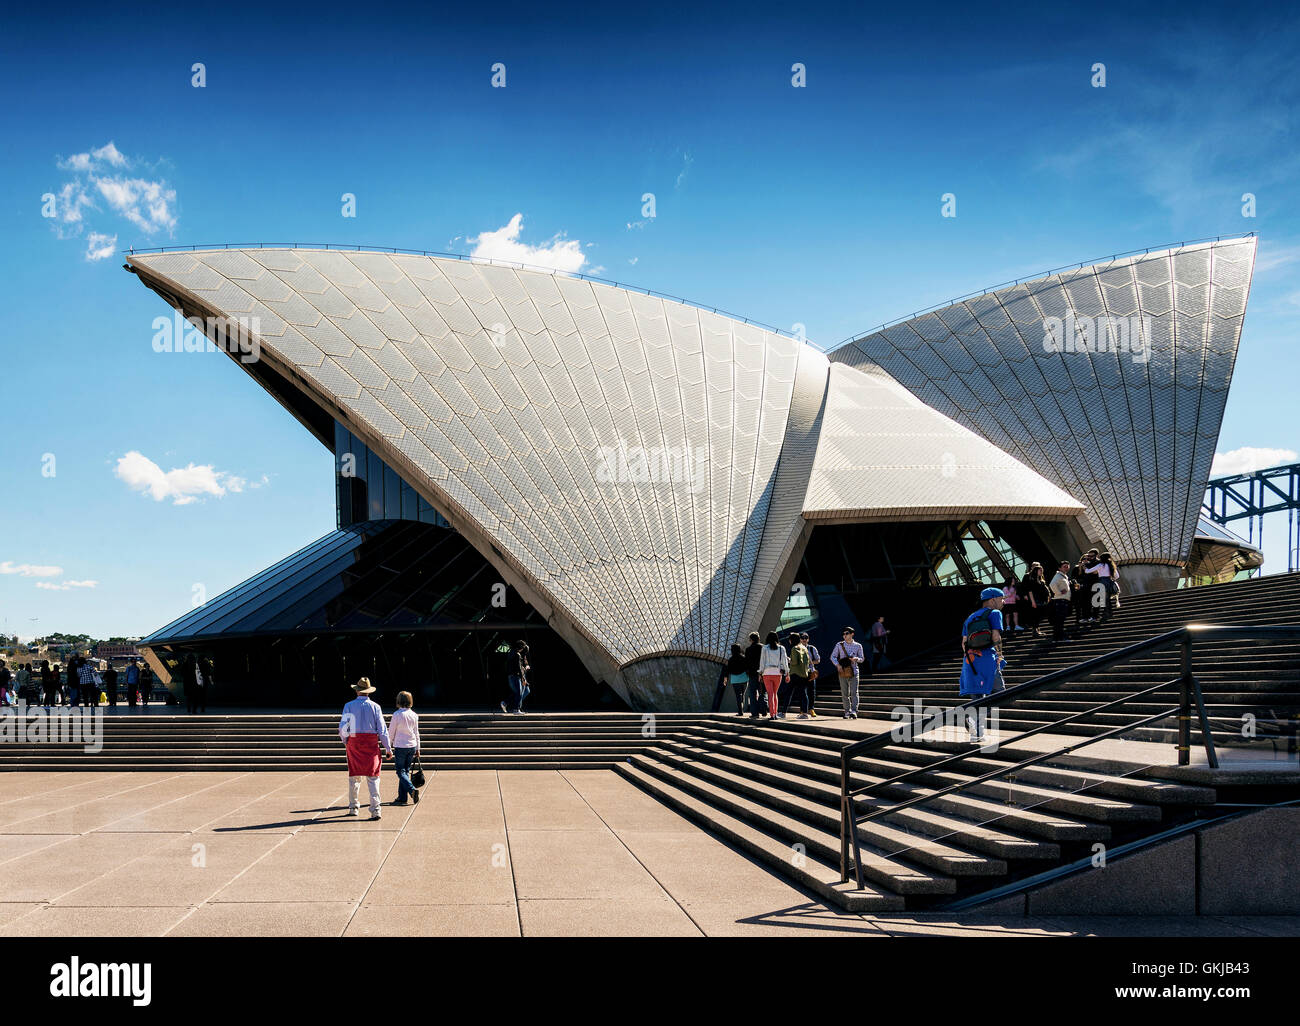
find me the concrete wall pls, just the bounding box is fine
[971,808,1300,915]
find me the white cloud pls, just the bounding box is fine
[85,232,117,261]
[1212,446,1299,477]
[1254,241,1300,275]
[469,213,587,274]
[94,176,177,234]
[49,142,177,252]
[0,562,63,578]
[92,141,127,167]
[675,151,694,189]
[115,450,253,505]
[36,579,98,592]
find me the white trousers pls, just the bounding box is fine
[349,775,381,816]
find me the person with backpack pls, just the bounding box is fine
[723,643,749,715]
[960,588,1007,743]
[801,632,820,718]
[831,627,865,719]
[785,634,812,718]
[758,632,789,720]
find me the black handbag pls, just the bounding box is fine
[410,754,426,789]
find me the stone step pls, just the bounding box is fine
[627,751,957,896]
[678,726,1110,841]
[658,736,1060,862]
[613,762,905,912]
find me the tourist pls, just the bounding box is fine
[78,658,99,707]
[500,639,531,714]
[140,665,154,706]
[960,588,1006,743]
[724,643,749,715]
[338,677,393,820]
[66,657,79,707]
[1077,550,1100,623]
[869,616,890,674]
[786,634,812,718]
[388,691,421,806]
[0,659,10,706]
[1072,555,1092,625]
[125,658,141,709]
[801,632,820,718]
[1003,580,1023,632]
[1048,561,1073,642]
[758,631,789,719]
[1020,563,1049,635]
[104,663,119,707]
[14,663,30,705]
[41,660,58,706]
[744,631,764,720]
[831,626,865,719]
[1095,551,1120,620]
[183,654,210,714]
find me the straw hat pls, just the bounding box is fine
[352,677,375,694]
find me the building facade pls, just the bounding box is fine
[126,236,1256,709]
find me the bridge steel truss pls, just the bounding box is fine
[1203,462,1300,574]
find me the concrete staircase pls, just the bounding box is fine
[820,574,1300,749]
[614,716,1230,911]
[0,712,714,771]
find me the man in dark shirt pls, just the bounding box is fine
[744,632,764,720]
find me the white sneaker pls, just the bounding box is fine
[499,701,508,714]
[347,807,359,817]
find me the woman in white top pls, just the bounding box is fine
[758,631,789,720]
[389,691,422,806]
[1095,551,1120,618]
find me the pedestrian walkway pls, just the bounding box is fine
[1,770,1294,936]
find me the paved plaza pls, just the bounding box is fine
[0,770,1295,937]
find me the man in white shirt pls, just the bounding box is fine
[831,627,865,719]
[339,678,393,820]
[1048,561,1073,642]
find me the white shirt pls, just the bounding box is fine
[1050,571,1072,599]
[758,645,789,675]
[389,708,420,750]
[1095,562,1112,579]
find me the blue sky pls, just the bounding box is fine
[2,0,1297,640]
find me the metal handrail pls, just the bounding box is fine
[121,241,807,343]
[837,623,1300,888]
[831,231,1258,352]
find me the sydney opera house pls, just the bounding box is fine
[124,234,1261,710]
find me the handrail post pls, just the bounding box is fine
[839,755,850,883]
[1177,632,1193,766]
[1190,672,1221,769]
